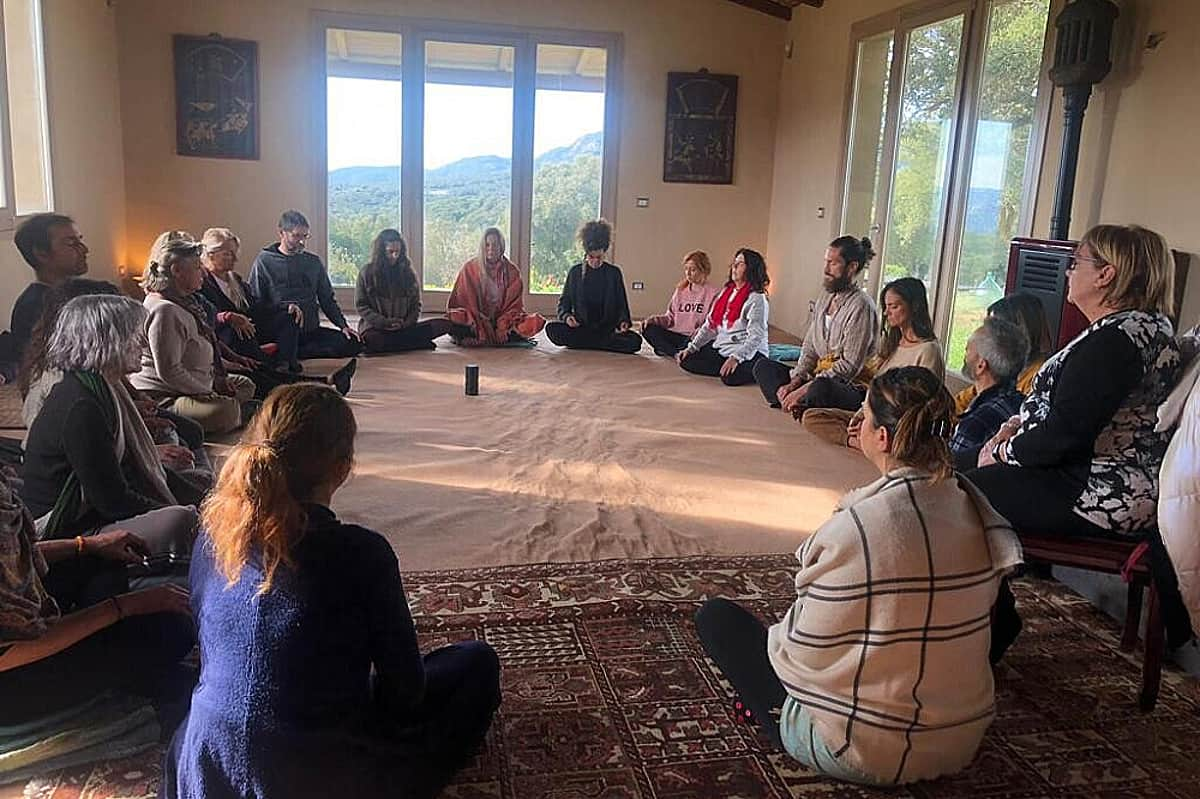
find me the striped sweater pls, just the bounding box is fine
[767,468,1022,784]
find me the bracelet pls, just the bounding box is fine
[110,596,124,621]
[992,441,1006,464]
[75,535,86,557]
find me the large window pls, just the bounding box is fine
[839,0,1052,368]
[320,17,618,305]
[0,0,54,228]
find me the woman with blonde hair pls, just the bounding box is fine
[641,250,721,357]
[969,223,1188,655]
[446,227,546,346]
[131,232,257,434]
[696,366,1021,786]
[163,384,500,798]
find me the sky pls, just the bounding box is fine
[326,77,605,171]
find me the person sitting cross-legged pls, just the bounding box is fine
[0,469,196,732]
[545,220,643,355]
[447,227,546,347]
[949,317,1028,471]
[676,248,770,385]
[357,229,455,352]
[131,232,257,435]
[20,294,201,565]
[641,250,720,357]
[694,365,1021,786]
[247,210,364,361]
[162,384,500,799]
[800,276,943,443]
[753,236,878,411]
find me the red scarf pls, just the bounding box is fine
[708,281,752,329]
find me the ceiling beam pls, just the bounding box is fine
[726,0,792,21]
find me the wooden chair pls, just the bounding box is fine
[1018,533,1164,711]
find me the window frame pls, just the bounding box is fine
[312,11,622,314]
[834,0,1058,344]
[0,0,55,231]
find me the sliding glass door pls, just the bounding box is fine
[319,15,618,311]
[839,0,1052,365]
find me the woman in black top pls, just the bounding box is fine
[966,224,1187,655]
[545,220,643,354]
[21,295,199,562]
[164,384,500,798]
[199,227,301,370]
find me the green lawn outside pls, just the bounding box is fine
[945,291,999,376]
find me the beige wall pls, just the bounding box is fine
[0,0,126,320]
[765,0,901,335]
[1031,0,1200,327]
[114,0,784,318]
[768,0,1200,336]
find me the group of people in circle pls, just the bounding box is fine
[0,205,1192,794]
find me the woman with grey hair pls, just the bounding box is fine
[199,227,356,396]
[20,294,201,580]
[131,231,257,434]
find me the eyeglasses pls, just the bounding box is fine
[1066,253,1107,271]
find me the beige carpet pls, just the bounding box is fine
[312,335,876,570]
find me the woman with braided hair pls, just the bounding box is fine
[695,365,1021,786]
[163,383,500,799]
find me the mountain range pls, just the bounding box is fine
[329,131,601,188]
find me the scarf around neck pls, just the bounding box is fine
[709,281,753,330]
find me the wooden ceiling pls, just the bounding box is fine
[726,0,824,21]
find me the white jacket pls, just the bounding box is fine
[686,291,769,362]
[1158,326,1200,629]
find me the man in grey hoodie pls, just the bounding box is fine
[247,210,363,361]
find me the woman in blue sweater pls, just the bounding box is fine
[163,384,500,798]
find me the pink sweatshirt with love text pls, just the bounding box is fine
[644,283,721,335]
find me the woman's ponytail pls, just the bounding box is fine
[201,384,357,594]
[867,366,955,480]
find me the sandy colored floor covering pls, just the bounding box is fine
[316,335,876,570]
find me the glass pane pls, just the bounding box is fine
[945,0,1050,369]
[326,28,402,288]
[841,31,894,250]
[423,41,514,291]
[529,44,606,295]
[4,0,53,214]
[881,14,965,295]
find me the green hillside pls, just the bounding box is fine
[328,132,601,292]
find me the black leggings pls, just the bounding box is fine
[362,320,454,354]
[544,322,643,354]
[642,325,691,357]
[298,327,364,360]
[0,611,197,727]
[752,360,865,411]
[965,464,1194,651]
[694,599,785,747]
[680,344,763,386]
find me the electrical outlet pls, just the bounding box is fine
[636,197,650,208]
[816,206,826,219]
[632,281,645,290]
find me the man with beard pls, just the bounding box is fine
[752,236,878,411]
[10,214,92,366]
[247,210,363,361]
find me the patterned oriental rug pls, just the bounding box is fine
[12,555,1200,799]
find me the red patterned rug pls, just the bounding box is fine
[11,555,1200,798]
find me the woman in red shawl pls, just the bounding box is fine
[447,228,546,346]
[676,248,771,385]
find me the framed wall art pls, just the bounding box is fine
[174,34,259,160]
[663,70,737,184]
